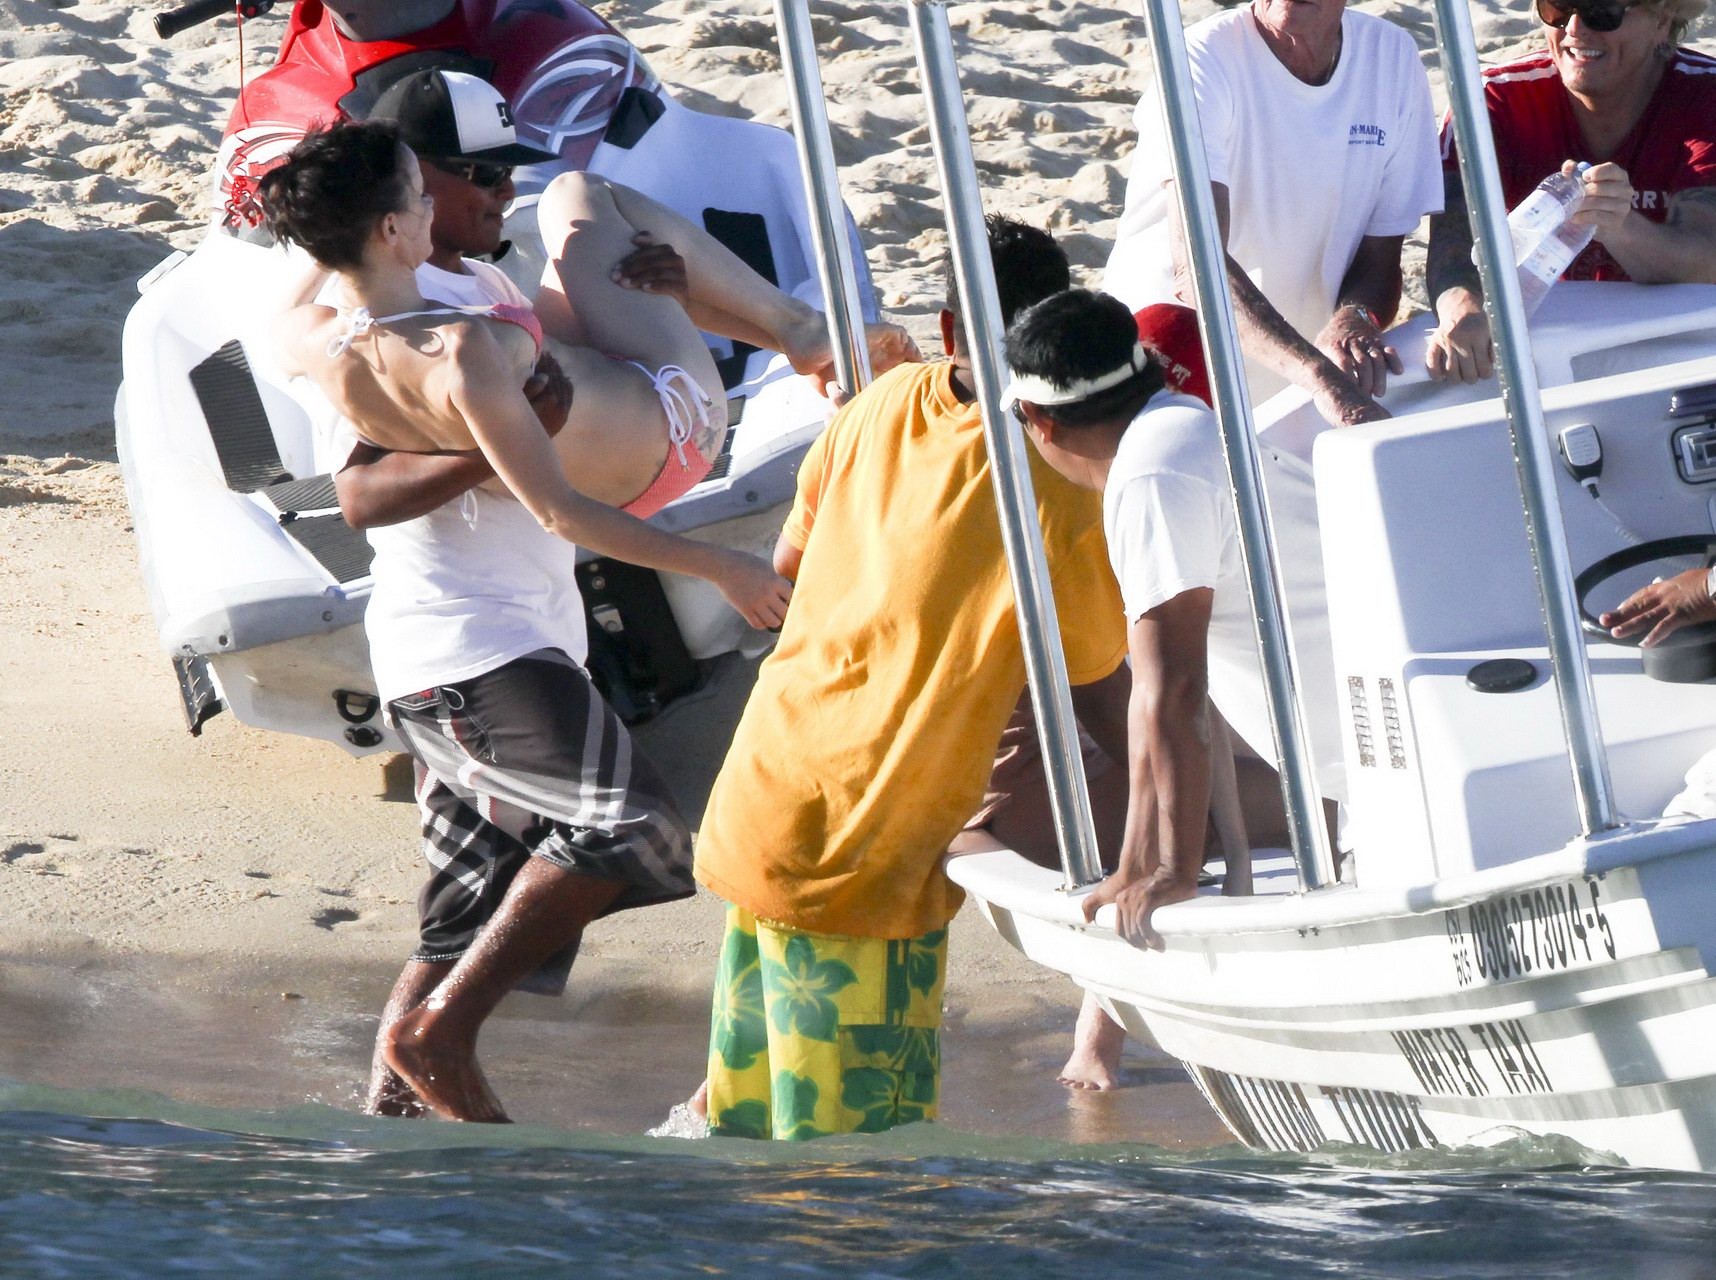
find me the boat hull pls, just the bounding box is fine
[951,830,1716,1171]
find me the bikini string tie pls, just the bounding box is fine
[326,307,375,358]
[649,365,712,469]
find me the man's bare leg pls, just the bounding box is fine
[365,959,452,1117]
[1208,707,1252,897]
[383,857,624,1122]
[1059,992,1127,1092]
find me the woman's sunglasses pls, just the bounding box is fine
[1535,0,1636,32]
[428,158,514,190]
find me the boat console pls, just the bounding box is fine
[1261,283,1716,885]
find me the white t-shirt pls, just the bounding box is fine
[1103,7,1442,401]
[331,259,589,702]
[1104,390,1345,803]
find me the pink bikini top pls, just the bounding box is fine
[327,302,543,358]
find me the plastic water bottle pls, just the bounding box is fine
[1507,162,1592,261]
[1517,215,1597,315]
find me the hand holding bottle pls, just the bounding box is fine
[1571,161,1637,242]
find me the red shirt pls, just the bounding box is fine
[1440,49,1716,280]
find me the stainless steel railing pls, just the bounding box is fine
[775,0,875,397]
[1136,0,1339,890]
[1430,0,1619,836]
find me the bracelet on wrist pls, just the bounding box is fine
[1340,302,1383,331]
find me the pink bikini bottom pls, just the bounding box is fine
[616,361,720,520]
[621,434,716,519]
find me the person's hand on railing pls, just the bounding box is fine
[1081,866,1199,951]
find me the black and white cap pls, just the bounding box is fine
[369,69,557,165]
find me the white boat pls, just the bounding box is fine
[804,0,1716,1172]
[950,284,1716,1171]
[117,23,873,754]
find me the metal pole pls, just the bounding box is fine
[775,0,873,396]
[906,0,1103,890]
[1137,0,1338,890]
[1430,0,1619,835]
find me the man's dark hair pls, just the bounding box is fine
[257,122,412,272]
[1006,288,1165,428]
[942,216,1070,353]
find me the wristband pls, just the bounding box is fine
[1706,563,1716,605]
[1342,302,1383,331]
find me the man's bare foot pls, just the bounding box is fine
[1058,994,1127,1092]
[363,1065,430,1119]
[383,1007,511,1123]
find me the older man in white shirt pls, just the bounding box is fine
[1105,0,1442,423]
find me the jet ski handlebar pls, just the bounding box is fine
[154,0,273,40]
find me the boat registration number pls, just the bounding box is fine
[1445,876,1616,988]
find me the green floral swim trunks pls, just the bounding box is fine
[705,903,949,1141]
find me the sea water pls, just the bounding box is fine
[6,1080,1716,1279]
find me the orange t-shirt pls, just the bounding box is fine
[694,362,1126,939]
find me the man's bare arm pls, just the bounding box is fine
[335,351,573,530]
[1590,181,1716,285]
[1316,234,1407,399]
[1069,663,1130,770]
[1080,588,1215,949]
[1169,181,1388,426]
[1425,166,1496,384]
[336,446,496,530]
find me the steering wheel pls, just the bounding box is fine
[1574,535,1716,683]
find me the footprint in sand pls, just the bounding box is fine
[310,907,360,931]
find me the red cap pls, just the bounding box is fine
[1134,303,1211,407]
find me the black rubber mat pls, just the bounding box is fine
[261,474,339,515]
[189,339,290,494]
[700,424,740,484]
[281,513,374,585]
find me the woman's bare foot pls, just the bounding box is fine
[383,1007,511,1123]
[1058,993,1127,1092]
[782,309,920,398]
[688,1079,709,1120]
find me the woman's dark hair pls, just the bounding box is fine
[257,122,413,272]
[1006,288,1164,428]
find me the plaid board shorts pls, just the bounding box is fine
[705,904,948,1141]
[387,649,694,994]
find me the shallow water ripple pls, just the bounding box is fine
[6,1109,1716,1279]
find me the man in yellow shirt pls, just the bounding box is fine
[695,217,1128,1139]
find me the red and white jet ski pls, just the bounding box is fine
[118,0,877,750]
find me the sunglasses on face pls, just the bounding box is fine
[1535,0,1635,33]
[429,158,514,190]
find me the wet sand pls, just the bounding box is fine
[0,948,1230,1148]
[0,466,1226,1146]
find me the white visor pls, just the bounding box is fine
[1003,342,1150,408]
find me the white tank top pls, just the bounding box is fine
[326,261,589,701]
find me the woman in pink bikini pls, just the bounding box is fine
[262,122,912,628]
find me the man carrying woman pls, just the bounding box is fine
[257,88,912,1120]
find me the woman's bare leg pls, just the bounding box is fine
[535,173,729,462]
[537,172,914,412]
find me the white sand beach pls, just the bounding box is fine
[0,0,1684,1138]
